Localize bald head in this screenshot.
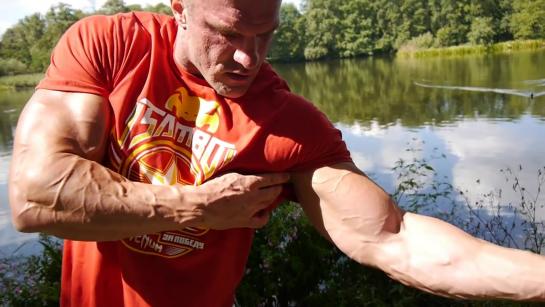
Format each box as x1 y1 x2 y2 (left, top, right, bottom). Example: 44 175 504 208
171 0 281 98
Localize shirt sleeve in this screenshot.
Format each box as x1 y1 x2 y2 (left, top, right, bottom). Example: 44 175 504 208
291 96 352 171
37 15 120 97
264 91 353 172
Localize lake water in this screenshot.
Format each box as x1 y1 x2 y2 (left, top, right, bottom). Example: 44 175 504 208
1 50 545 255
0 89 37 256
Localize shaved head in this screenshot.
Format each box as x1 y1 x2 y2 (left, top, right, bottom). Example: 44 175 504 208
171 0 281 98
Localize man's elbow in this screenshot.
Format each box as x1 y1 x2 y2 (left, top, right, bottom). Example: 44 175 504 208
11 210 41 233
8 168 55 233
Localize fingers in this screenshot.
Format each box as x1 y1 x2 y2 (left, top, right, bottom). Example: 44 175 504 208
251 172 291 189
196 172 288 230
252 184 283 208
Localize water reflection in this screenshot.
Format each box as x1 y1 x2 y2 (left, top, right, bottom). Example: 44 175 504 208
273 49 545 227
274 51 545 126
1 50 545 254
0 89 39 256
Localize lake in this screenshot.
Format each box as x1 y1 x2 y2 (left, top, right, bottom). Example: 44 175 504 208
1 50 545 255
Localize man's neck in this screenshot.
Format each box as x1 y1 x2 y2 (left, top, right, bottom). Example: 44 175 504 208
172 31 202 78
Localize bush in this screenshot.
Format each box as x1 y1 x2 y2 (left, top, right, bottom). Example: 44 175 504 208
468 17 496 46
0 73 43 89
398 32 435 52
304 46 330 60
0 235 62 307
0 58 28 76
434 26 458 47
237 141 545 306
3 143 544 306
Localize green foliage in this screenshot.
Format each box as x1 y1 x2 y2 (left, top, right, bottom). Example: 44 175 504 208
434 25 459 47
398 39 545 58
510 0 545 39
399 32 435 52
0 235 62 306
2 147 544 306
0 58 27 76
144 3 173 15
0 73 43 89
468 17 496 45
0 4 83 74
98 0 130 15
0 13 45 67
269 4 306 61
336 0 375 57
236 141 545 305
236 202 450 306
0 1 171 76
2 0 545 69
303 4 339 60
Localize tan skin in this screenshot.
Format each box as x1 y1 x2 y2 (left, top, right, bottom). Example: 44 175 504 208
8 0 545 301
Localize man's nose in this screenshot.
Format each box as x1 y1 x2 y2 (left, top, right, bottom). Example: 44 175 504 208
233 37 259 70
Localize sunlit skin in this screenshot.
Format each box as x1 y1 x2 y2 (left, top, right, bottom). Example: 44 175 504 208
171 0 280 98
6 0 545 303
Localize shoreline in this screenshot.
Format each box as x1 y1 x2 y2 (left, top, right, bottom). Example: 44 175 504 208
0 73 42 91
397 39 545 58
1 43 545 89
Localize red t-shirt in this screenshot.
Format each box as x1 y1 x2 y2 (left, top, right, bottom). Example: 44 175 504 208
38 12 351 307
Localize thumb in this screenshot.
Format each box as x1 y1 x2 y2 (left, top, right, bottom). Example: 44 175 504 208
249 209 271 228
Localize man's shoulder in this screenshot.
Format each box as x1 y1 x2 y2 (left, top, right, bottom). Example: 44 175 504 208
245 63 330 126
248 63 291 96
72 11 174 38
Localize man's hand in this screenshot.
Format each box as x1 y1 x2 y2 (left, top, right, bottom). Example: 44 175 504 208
189 172 290 229
8 89 287 241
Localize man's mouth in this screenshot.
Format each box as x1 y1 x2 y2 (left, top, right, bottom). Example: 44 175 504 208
225 72 251 82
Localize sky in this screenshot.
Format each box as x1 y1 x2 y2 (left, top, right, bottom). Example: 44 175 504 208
0 0 302 37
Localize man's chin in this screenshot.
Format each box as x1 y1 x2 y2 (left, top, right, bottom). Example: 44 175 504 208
215 84 250 99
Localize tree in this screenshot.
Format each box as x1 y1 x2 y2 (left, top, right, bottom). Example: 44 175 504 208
510 0 545 39
467 17 496 45
336 0 375 57
269 4 306 61
303 0 341 60
33 4 84 71
0 14 45 67
99 0 130 15
143 3 172 15
371 0 400 52
0 58 27 76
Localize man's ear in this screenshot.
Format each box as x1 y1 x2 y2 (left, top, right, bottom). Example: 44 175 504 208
171 0 187 29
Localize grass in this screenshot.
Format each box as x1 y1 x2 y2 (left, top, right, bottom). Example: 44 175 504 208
397 39 545 58
0 73 43 90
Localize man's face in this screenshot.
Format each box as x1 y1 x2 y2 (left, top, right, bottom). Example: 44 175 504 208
172 0 281 98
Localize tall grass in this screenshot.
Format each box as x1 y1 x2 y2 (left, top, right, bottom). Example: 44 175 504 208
2 142 543 306
398 40 545 58
0 73 43 90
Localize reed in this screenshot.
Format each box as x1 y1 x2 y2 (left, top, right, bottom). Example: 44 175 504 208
397 40 545 58
0 73 43 90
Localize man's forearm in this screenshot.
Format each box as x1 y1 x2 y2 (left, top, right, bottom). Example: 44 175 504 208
10 153 199 241
369 212 545 301
294 163 545 302
10 89 288 240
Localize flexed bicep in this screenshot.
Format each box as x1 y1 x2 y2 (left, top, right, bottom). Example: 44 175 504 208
291 162 403 264
8 89 113 234
14 89 111 161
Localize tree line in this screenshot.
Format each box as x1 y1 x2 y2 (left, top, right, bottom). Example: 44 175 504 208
270 0 545 61
0 0 170 76
1 0 545 76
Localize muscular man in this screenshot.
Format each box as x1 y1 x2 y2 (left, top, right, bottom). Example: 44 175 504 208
8 0 545 306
